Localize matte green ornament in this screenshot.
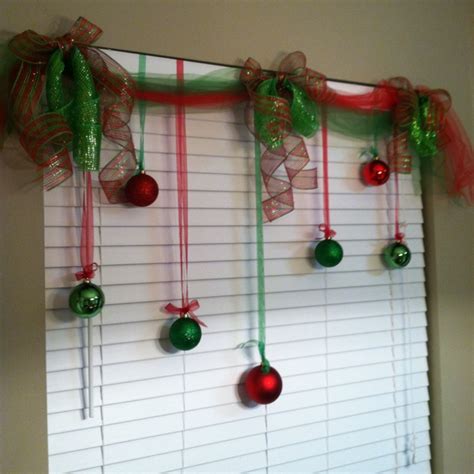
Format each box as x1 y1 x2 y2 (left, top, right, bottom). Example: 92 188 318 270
169 317 202 351
69 281 105 318
383 242 411 269
315 238 343 267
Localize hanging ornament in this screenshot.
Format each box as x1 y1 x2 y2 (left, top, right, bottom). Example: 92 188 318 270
361 148 390 186
384 137 410 269
240 139 282 405
165 59 206 350
126 54 159 207
125 171 159 206
315 237 344 267
384 241 411 269
245 365 283 405
315 107 343 268
69 280 105 318
68 172 103 418
169 315 202 351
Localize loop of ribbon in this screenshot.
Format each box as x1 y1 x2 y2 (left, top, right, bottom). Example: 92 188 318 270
165 300 207 327
387 77 451 174
8 17 137 202
319 224 336 240
395 232 405 242
75 263 99 281
240 52 320 222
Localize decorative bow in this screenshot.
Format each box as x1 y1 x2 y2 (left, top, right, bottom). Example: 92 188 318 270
8 17 137 202
241 52 325 222
165 299 207 327
387 77 451 173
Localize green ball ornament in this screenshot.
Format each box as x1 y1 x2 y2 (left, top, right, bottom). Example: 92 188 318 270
315 238 343 267
383 242 411 269
69 281 105 318
169 317 202 351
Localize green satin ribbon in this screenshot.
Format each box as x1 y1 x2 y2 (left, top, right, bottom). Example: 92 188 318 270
254 139 270 373
409 95 439 158
254 77 319 151
46 46 101 171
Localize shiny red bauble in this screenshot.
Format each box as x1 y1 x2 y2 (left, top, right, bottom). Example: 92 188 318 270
361 159 390 186
244 365 283 404
125 172 159 207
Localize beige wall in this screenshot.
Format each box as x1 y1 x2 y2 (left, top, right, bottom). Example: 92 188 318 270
1 1 473 473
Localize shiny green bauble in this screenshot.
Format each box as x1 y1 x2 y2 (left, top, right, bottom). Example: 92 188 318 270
169 317 202 351
383 242 411 269
69 281 105 318
315 238 344 267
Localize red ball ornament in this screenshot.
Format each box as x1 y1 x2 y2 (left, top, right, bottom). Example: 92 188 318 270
125 172 159 207
361 158 390 186
244 365 283 404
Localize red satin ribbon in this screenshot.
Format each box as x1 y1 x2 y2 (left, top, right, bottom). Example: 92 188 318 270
75 172 98 281
320 107 335 239
165 59 204 327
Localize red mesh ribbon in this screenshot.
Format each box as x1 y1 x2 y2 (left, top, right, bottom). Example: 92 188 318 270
443 107 474 204
75 172 98 281
8 17 137 201
165 60 205 327
241 52 320 222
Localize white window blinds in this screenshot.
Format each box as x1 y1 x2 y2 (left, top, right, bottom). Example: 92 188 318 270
44 51 430 473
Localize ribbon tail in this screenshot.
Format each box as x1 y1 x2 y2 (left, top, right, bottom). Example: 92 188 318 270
82 47 137 202
259 135 317 222
388 132 412 174
189 313 207 328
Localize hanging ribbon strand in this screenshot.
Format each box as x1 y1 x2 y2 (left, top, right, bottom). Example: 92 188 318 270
240 52 319 222
383 129 412 270
124 54 159 207
254 140 270 373
68 172 105 418
314 106 344 268
7 17 137 202
166 59 205 352
75 172 98 281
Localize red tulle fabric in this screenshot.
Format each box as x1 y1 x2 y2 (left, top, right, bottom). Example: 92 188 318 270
442 108 474 204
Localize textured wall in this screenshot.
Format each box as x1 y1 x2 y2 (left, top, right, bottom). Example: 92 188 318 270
1 1 473 473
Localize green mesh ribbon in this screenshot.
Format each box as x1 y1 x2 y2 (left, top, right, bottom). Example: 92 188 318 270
254 77 319 150
46 46 101 171
408 95 440 158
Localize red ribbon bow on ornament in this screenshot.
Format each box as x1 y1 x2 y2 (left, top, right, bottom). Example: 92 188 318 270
165 299 207 327
8 17 137 202
240 52 329 222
